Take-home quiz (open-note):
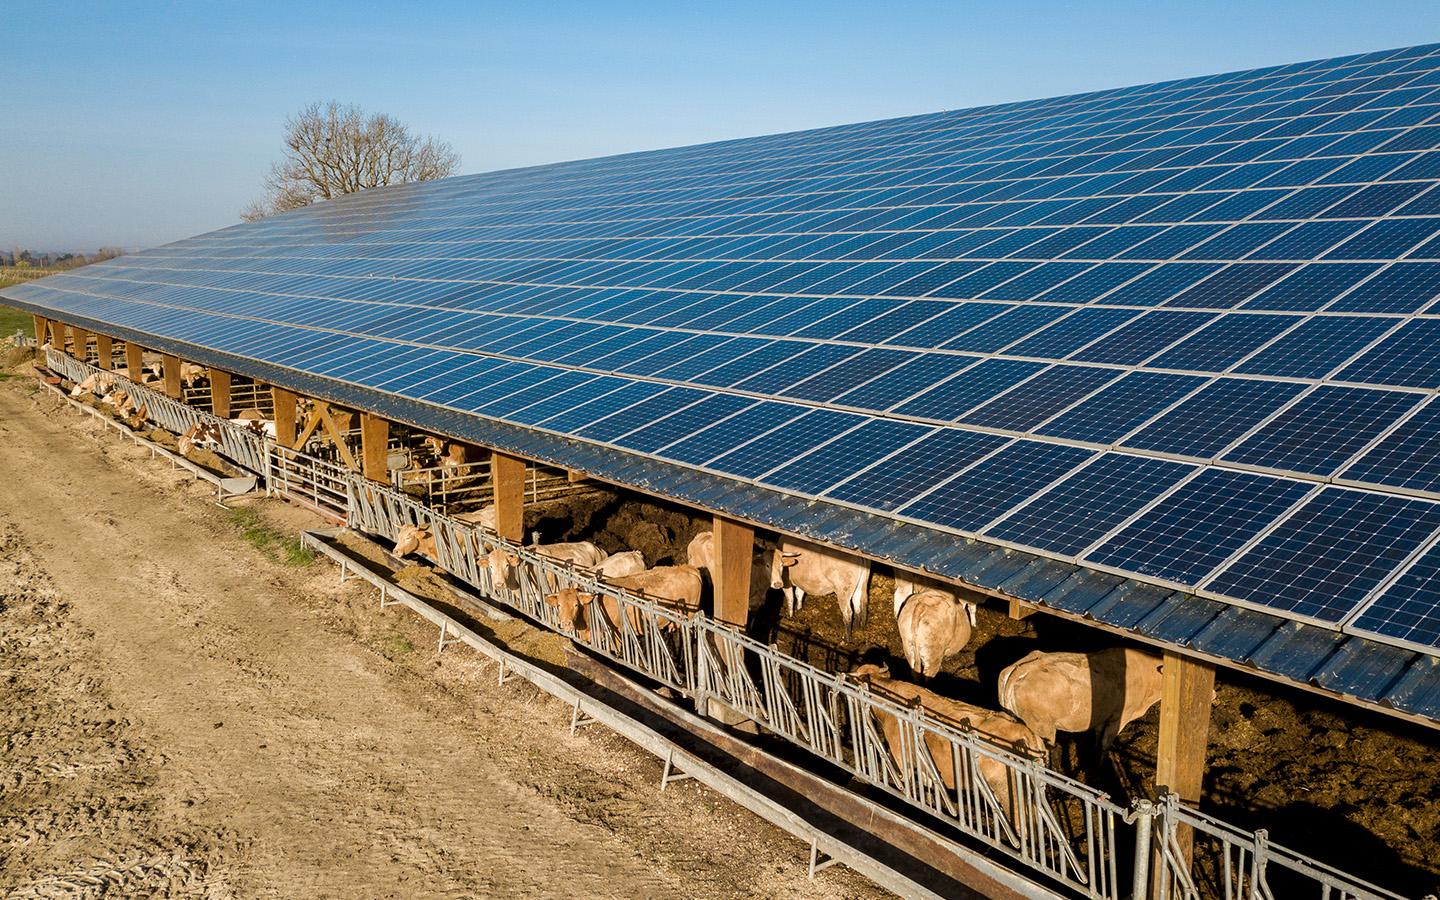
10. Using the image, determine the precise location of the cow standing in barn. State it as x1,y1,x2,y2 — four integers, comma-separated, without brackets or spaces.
996,647,1165,762
481,541,608,593
544,565,703,642
769,539,870,639
893,574,975,682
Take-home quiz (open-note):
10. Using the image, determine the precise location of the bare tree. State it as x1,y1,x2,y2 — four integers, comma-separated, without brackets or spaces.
240,101,461,221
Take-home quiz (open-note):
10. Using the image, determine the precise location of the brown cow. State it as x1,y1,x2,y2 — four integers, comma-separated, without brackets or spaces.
852,664,1043,817
686,531,714,572
480,541,608,592
545,565,704,640
996,648,1164,752
769,539,870,639
896,588,972,682
393,523,437,559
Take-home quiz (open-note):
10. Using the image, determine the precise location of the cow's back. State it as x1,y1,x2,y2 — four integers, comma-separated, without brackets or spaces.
1093,648,1164,731
998,651,1100,740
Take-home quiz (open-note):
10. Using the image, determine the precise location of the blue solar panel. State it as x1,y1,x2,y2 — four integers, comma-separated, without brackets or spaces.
989,454,1200,557
760,419,936,496
1325,217,1440,259
706,408,867,479
1208,489,1440,622
1233,316,1396,380
894,357,1048,422
573,386,713,442
1351,541,1440,648
532,379,669,433
613,393,758,455
782,347,917,403
886,301,1011,348
832,352,980,412
824,427,1010,512
902,441,1098,532
1070,310,1218,365
1222,385,1424,475
1087,469,1316,585
691,340,804,388
1123,378,1310,458
1335,319,1440,387
586,329,691,370
943,304,1072,353
1340,398,1440,492
1240,262,1384,311
1148,313,1301,372
617,333,734,376
1036,261,1153,303
960,365,1119,431
1164,263,1300,309
1003,307,1143,358
657,400,808,465
836,299,953,343
1326,262,1440,313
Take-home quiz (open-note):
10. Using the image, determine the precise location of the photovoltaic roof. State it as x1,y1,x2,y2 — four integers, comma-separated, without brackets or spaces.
12,41,1440,715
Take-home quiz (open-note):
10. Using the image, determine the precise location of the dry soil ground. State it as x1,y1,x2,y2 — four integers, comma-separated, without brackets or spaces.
0,371,895,899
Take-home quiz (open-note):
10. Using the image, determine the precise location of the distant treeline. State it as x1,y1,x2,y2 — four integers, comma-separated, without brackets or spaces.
1,247,125,268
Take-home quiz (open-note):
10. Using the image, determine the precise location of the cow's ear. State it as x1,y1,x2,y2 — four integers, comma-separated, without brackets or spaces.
507,553,520,566
543,593,559,606
477,557,490,568
781,557,798,568
579,592,595,603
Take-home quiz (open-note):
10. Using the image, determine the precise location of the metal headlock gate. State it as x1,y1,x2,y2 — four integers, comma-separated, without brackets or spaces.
42,348,1428,900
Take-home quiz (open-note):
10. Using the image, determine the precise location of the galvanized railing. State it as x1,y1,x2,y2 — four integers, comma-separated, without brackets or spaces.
42,348,1427,900
46,350,269,475
1150,795,1412,900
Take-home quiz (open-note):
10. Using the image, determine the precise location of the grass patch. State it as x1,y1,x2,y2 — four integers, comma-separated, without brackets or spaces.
223,508,314,566
0,304,34,340
369,630,413,659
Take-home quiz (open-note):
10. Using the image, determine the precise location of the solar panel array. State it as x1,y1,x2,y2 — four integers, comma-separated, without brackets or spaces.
12,42,1440,655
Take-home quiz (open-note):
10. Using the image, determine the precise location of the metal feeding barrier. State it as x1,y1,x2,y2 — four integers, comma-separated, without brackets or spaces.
43,348,1428,900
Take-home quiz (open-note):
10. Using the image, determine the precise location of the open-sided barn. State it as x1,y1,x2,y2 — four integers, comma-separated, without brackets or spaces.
8,40,1440,900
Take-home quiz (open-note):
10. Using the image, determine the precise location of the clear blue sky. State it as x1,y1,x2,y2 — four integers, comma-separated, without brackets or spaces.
6,0,1440,252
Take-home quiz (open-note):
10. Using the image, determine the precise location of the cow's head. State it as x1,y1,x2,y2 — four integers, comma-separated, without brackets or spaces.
478,546,523,591
769,549,800,589
393,523,426,557
543,587,596,636
849,662,891,684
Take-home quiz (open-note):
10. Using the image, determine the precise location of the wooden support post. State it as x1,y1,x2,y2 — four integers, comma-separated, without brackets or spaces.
32,315,46,345
712,516,754,629
360,412,389,483
161,353,183,399
492,450,526,543
95,333,113,370
210,369,231,418
273,387,298,448
72,326,91,362
125,342,144,381
1155,651,1216,871
709,515,756,727
51,320,68,351
1008,597,1035,620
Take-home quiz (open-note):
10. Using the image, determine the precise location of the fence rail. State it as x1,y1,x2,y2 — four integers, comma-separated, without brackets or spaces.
42,347,1425,900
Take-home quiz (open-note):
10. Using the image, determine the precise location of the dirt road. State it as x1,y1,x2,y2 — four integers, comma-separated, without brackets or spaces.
0,377,893,900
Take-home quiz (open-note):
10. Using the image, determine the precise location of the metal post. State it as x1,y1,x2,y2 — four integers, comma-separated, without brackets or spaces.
1131,799,1154,900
